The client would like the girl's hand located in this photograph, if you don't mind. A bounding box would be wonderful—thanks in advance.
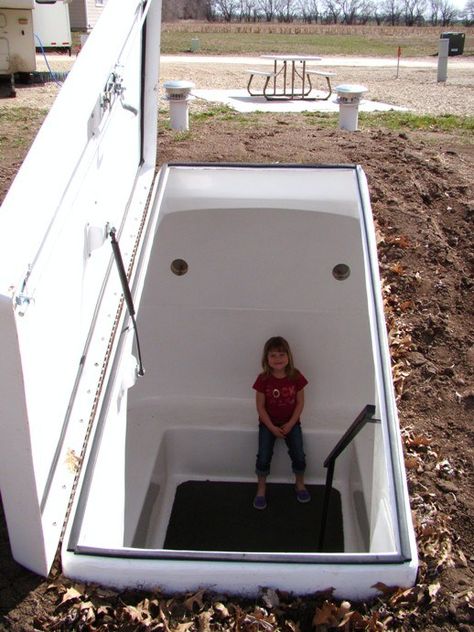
[271,425,285,438]
[280,422,292,436]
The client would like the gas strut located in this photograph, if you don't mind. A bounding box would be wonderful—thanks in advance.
[109,227,145,377]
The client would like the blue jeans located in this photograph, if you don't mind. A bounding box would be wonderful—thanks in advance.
[255,422,306,476]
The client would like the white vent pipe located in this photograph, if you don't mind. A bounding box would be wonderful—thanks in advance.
[163,80,195,132]
[335,84,368,132]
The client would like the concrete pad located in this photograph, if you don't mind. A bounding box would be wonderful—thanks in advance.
[192,88,408,113]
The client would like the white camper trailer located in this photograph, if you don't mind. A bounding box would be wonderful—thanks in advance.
[0,0,36,95]
[32,0,71,52]
[0,0,68,96]
[0,0,418,598]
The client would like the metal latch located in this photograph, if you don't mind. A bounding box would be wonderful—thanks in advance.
[101,70,138,116]
[15,265,33,317]
[88,68,138,139]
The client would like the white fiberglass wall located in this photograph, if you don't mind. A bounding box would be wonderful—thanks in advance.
[73,165,399,557]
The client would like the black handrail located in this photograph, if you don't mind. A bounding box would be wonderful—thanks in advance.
[318,404,376,551]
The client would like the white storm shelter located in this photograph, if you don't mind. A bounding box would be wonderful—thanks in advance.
[0,0,417,597]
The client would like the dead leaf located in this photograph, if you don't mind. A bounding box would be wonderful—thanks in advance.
[95,586,119,599]
[213,602,230,619]
[184,588,206,611]
[159,606,172,632]
[65,448,81,473]
[399,300,413,312]
[313,601,337,626]
[78,600,96,624]
[457,550,468,567]
[198,610,211,632]
[97,604,113,617]
[364,611,383,631]
[435,459,455,477]
[394,235,411,248]
[337,610,354,627]
[341,609,368,629]
[371,582,399,596]
[406,434,431,449]
[388,586,419,606]
[243,612,276,632]
[428,582,441,601]
[313,587,336,600]
[60,586,82,604]
[390,262,404,275]
[261,587,280,609]
[174,623,194,632]
[124,604,143,622]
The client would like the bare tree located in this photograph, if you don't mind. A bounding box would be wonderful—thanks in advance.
[438,0,458,24]
[381,0,403,24]
[323,0,342,22]
[461,0,474,22]
[276,0,296,21]
[402,0,427,24]
[307,0,322,21]
[372,0,384,23]
[257,0,278,20]
[296,0,310,21]
[296,0,321,22]
[337,0,363,23]
[213,0,239,20]
[358,0,376,22]
[163,0,210,20]
[239,0,258,20]
[429,0,441,23]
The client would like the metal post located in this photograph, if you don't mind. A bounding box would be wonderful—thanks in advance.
[437,37,449,83]
[318,461,335,551]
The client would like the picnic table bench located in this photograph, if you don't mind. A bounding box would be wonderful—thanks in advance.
[304,70,336,100]
[246,69,277,99]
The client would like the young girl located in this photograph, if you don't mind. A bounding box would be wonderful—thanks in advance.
[252,336,310,510]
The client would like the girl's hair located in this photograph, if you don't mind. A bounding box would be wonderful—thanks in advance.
[261,336,297,378]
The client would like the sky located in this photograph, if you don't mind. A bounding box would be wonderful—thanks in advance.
[450,0,467,10]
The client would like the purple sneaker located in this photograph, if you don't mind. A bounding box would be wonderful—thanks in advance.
[296,488,311,503]
[253,495,267,510]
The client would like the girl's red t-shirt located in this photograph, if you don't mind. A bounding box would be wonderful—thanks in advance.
[252,371,308,426]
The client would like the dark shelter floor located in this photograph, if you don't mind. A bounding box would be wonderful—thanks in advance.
[164,481,343,553]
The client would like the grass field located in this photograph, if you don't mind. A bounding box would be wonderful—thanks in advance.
[161,22,474,57]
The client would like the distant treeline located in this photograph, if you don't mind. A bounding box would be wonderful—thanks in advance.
[162,0,474,26]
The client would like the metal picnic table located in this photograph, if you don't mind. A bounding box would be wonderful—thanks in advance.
[247,54,335,101]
